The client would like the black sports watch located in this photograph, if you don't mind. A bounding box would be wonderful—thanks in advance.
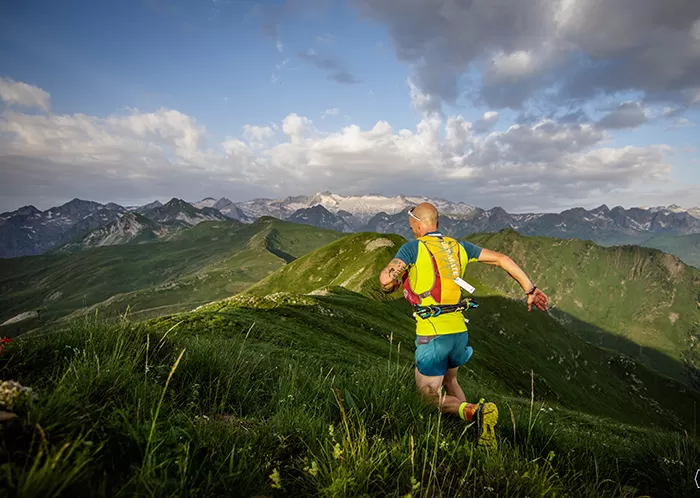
[526,285,537,295]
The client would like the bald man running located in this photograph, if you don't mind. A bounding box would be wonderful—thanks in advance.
[379,203,549,448]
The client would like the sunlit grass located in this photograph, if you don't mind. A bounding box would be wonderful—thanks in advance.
[1,311,698,497]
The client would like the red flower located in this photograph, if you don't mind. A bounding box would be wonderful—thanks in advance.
[0,336,11,356]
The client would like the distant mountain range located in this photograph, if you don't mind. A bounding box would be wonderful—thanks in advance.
[0,198,227,258]
[2,192,700,264]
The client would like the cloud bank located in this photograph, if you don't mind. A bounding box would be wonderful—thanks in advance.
[354,0,700,112]
[2,79,690,213]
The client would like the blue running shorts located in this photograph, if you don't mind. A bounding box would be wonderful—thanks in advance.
[414,331,473,377]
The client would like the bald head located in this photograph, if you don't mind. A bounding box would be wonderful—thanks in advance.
[409,202,439,236]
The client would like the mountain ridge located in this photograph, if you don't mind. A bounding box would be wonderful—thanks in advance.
[3,192,700,260]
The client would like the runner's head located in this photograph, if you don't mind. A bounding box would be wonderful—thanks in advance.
[408,203,438,237]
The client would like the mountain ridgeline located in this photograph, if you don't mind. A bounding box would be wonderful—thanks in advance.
[245,228,700,386]
[3,193,700,270]
[463,229,700,384]
[0,217,343,332]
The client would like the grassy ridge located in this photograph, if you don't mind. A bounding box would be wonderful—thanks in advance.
[2,225,700,496]
[641,232,700,270]
[246,232,407,301]
[1,290,698,497]
[0,218,343,330]
[160,288,700,431]
[2,228,700,496]
[464,229,700,383]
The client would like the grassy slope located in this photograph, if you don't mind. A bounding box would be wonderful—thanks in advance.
[641,232,700,270]
[2,231,700,496]
[2,287,698,496]
[246,232,407,301]
[223,232,700,429]
[0,218,343,329]
[464,229,700,383]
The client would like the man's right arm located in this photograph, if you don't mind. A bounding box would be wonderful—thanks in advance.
[379,241,416,293]
[477,248,534,291]
[379,258,407,293]
[476,247,548,312]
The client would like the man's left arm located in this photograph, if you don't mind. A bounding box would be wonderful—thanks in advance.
[379,258,407,293]
[476,247,548,312]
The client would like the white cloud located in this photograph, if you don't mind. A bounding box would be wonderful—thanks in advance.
[276,38,284,52]
[669,117,695,129]
[355,0,700,111]
[270,57,289,84]
[408,78,440,113]
[596,101,648,129]
[0,107,208,165]
[316,34,335,44]
[0,77,51,111]
[486,50,543,83]
[243,124,277,148]
[473,111,499,133]
[1,78,689,213]
[281,113,314,145]
[321,108,340,119]
[276,58,289,71]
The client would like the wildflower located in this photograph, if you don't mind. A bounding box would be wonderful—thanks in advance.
[304,460,319,477]
[0,337,11,356]
[269,468,282,489]
[0,380,38,410]
[333,442,344,460]
[411,476,421,491]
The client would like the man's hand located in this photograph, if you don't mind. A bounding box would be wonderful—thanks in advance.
[528,288,548,312]
[381,280,401,293]
[379,258,407,293]
[477,248,548,312]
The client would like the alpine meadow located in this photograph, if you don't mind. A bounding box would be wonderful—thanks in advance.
[3,0,700,496]
[1,217,699,497]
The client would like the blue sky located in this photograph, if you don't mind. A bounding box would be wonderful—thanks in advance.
[1,0,699,213]
[1,0,418,133]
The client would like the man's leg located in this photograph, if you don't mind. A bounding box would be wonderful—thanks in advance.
[442,366,483,421]
[415,367,464,416]
[443,366,466,403]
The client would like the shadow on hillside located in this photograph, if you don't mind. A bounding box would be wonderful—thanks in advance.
[547,307,690,383]
[374,293,698,430]
[384,293,691,380]
[225,286,695,393]
[266,246,296,263]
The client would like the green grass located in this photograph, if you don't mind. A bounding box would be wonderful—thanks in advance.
[640,233,700,270]
[246,231,407,301]
[464,229,700,384]
[0,218,343,332]
[3,226,700,496]
[1,289,698,497]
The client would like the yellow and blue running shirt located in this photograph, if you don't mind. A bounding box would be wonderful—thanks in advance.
[394,232,482,336]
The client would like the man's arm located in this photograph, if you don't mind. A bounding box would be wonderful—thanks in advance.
[477,248,548,311]
[379,258,407,293]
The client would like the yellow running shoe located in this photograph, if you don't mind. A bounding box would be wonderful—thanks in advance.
[474,398,498,449]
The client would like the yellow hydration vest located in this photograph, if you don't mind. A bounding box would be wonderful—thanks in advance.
[401,234,473,336]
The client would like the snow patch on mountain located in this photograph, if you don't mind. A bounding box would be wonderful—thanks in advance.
[193,198,218,209]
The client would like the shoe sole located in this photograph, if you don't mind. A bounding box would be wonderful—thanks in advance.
[477,402,498,449]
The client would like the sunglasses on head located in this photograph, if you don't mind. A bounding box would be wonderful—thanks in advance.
[408,207,422,222]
